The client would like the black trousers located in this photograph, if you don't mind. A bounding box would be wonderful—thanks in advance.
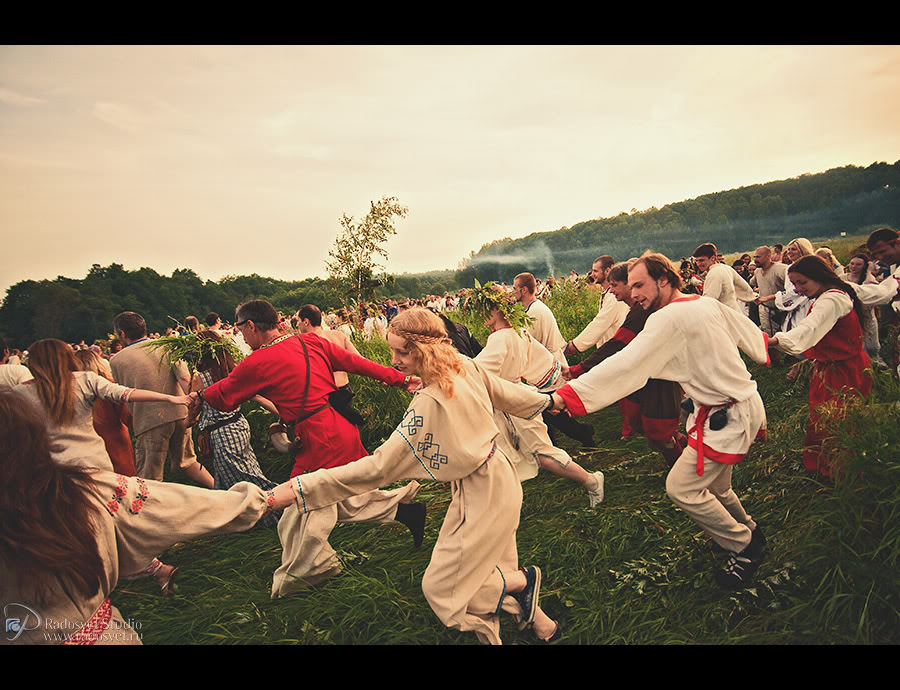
[543,409,594,446]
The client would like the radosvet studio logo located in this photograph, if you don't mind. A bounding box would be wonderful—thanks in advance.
[5,603,42,642]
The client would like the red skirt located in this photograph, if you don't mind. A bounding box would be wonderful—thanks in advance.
[803,353,872,477]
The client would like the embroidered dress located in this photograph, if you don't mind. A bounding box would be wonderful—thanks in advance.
[1,473,271,645]
[474,327,570,480]
[290,358,554,645]
[774,290,873,477]
[773,274,811,333]
[197,370,280,528]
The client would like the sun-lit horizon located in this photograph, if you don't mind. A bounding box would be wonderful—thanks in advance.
[3,45,900,298]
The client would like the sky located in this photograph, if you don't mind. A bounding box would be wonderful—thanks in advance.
[2,44,900,299]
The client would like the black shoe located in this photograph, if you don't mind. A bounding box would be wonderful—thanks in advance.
[514,565,542,626]
[749,523,766,556]
[395,502,426,549]
[715,530,766,588]
[714,551,760,588]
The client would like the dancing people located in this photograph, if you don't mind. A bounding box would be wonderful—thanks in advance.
[465,283,604,506]
[188,330,282,528]
[189,300,426,597]
[0,392,281,645]
[273,308,562,643]
[549,254,770,588]
[563,261,685,467]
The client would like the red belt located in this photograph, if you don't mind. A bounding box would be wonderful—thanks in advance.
[687,401,736,477]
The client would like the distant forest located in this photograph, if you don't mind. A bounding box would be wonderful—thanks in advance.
[2,161,898,347]
[457,160,900,284]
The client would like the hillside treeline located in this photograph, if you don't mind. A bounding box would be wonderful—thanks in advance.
[4,160,898,347]
[458,161,900,283]
[0,263,460,349]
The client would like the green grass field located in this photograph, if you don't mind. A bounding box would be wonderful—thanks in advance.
[109,236,900,645]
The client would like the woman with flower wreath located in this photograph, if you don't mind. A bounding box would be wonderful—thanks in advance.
[273,308,562,644]
[187,330,282,529]
[465,282,605,507]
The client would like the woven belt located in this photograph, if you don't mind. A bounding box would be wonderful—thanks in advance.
[60,597,112,646]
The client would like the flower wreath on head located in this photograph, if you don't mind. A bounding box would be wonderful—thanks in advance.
[462,279,534,335]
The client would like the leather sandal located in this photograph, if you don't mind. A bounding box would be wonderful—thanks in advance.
[157,565,179,596]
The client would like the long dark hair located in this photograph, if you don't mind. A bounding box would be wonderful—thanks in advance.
[195,330,236,382]
[787,255,864,323]
[847,253,871,285]
[0,393,104,604]
[26,338,80,426]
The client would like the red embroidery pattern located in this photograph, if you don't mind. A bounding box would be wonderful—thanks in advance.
[104,475,150,516]
[129,478,149,515]
[263,489,276,516]
[105,474,130,516]
[61,598,112,646]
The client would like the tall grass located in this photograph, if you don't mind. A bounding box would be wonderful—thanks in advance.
[114,278,899,644]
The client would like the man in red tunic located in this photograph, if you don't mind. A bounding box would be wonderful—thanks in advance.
[193,300,425,596]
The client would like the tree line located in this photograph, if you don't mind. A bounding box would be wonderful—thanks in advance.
[3,160,898,348]
[458,161,900,284]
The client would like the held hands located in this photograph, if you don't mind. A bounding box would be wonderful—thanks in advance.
[561,364,573,381]
[564,341,578,357]
[547,392,568,416]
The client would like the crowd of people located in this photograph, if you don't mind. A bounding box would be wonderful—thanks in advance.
[1,227,898,645]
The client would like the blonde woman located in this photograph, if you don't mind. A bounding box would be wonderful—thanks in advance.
[816,246,845,277]
[279,308,561,644]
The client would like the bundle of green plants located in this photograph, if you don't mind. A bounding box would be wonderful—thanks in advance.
[143,328,245,376]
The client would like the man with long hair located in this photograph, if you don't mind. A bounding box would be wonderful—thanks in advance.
[564,261,685,467]
[549,253,770,588]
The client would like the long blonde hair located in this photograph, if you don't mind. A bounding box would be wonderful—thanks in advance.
[73,349,108,379]
[788,237,815,258]
[388,308,463,398]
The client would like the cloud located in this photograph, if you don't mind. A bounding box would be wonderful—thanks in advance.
[0,87,44,106]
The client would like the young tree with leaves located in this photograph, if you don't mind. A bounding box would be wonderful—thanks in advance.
[325,196,408,304]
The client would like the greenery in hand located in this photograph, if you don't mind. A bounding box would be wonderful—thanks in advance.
[143,320,244,376]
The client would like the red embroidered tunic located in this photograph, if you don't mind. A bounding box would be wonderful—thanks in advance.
[774,289,872,476]
[202,333,406,477]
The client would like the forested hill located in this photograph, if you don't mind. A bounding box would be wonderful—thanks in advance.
[3,160,898,347]
[457,161,900,284]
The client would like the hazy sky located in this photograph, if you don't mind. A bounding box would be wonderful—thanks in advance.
[2,44,900,299]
